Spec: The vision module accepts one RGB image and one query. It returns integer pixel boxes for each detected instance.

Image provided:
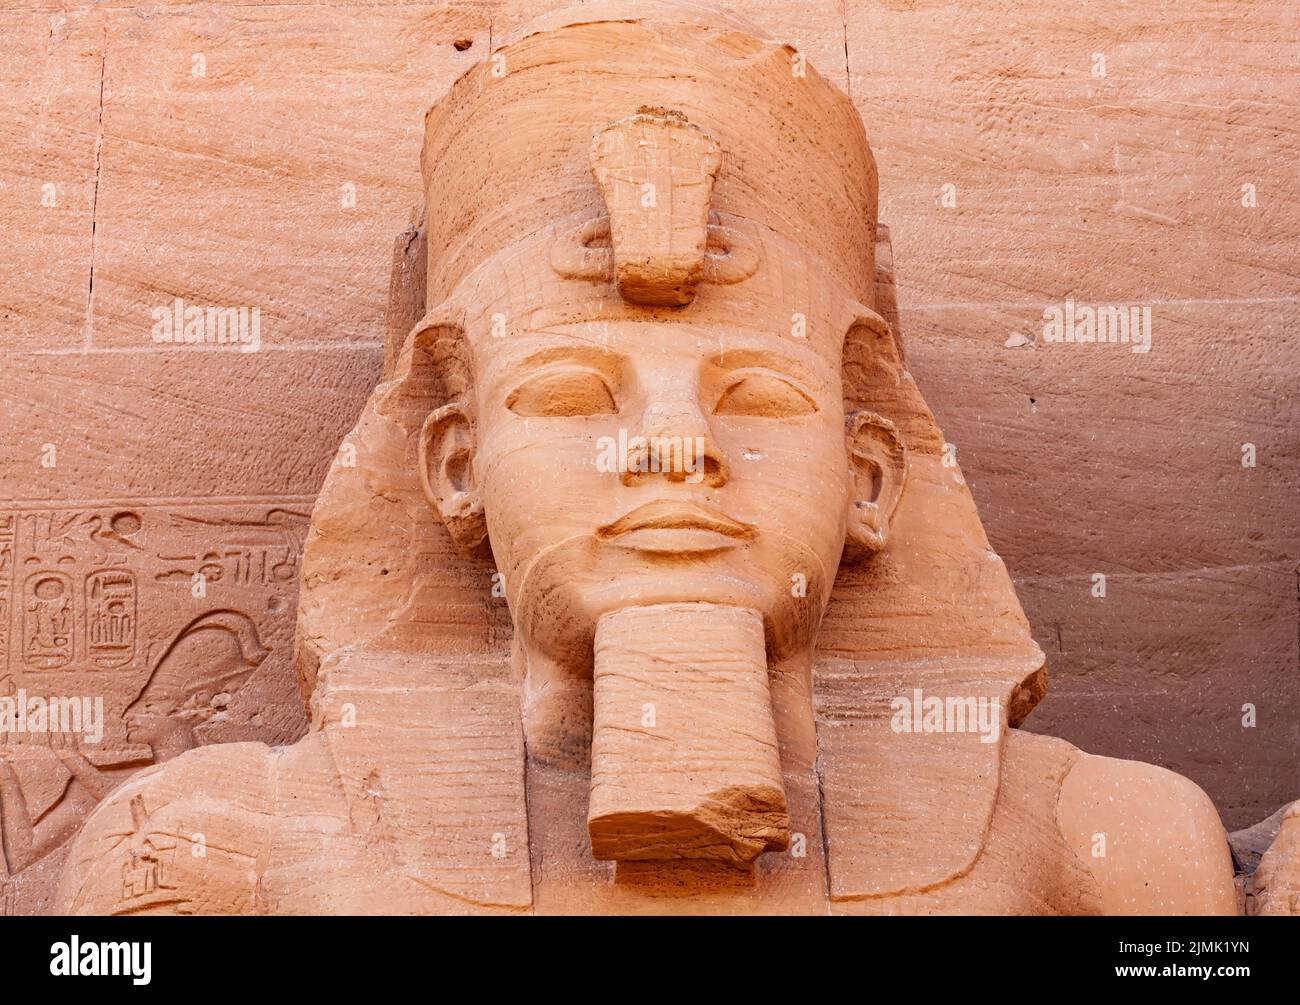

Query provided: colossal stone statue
[55,1,1237,915]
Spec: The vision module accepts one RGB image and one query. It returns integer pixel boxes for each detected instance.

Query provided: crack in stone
[83,28,107,353]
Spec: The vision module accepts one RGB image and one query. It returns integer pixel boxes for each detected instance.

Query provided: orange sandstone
[54,1,1239,916]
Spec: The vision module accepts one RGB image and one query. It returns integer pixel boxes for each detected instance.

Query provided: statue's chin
[508,534,829,670]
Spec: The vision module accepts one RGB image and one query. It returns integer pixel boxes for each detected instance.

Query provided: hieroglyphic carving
[120,795,179,906]
[20,511,81,557]
[85,570,137,670]
[22,570,73,669]
[0,515,15,670]
[15,511,141,673]
[0,498,311,913]
[156,508,309,586]
[85,513,145,558]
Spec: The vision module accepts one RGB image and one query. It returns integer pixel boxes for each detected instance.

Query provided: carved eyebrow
[508,345,626,379]
[704,348,821,387]
[491,345,627,407]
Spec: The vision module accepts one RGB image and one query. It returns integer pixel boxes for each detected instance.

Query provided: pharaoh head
[414,4,907,673]
[125,611,269,762]
[297,1,1044,873]
[392,2,923,862]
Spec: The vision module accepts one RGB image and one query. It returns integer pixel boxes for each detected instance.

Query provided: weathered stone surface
[45,1,1242,917]
[0,10,103,352]
[0,0,1292,914]
[0,349,381,501]
[89,3,487,350]
[842,1,1298,828]
[1246,800,1300,915]
[846,0,1300,307]
[1230,800,1294,876]
[898,300,1299,826]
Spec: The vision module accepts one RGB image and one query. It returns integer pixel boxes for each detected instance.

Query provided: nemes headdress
[419,0,878,309]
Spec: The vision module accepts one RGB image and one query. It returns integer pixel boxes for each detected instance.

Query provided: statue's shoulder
[56,742,278,916]
[1051,740,1238,915]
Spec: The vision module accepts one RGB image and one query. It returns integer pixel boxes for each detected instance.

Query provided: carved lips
[596,500,756,554]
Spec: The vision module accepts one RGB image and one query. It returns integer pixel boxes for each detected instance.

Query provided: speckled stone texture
[1,0,1295,915]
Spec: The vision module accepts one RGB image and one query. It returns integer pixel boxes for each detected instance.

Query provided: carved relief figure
[122,610,270,761]
[0,611,269,879]
[56,2,1237,915]
[0,497,304,913]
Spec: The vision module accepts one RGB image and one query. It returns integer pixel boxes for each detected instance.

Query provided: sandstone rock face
[1,0,1293,915]
[836,1,1300,830]
[42,1,1244,916]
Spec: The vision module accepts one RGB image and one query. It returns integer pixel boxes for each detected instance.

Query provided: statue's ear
[842,409,907,562]
[418,402,489,557]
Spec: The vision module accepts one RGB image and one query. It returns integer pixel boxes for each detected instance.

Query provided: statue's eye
[506,366,618,416]
[714,371,817,418]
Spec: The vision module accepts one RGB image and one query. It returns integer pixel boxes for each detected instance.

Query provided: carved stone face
[423,302,911,678]
[419,111,908,673]
[472,309,850,666]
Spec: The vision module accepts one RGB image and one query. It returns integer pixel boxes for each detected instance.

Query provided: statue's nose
[621,400,728,487]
